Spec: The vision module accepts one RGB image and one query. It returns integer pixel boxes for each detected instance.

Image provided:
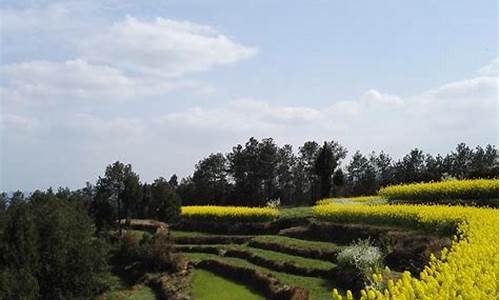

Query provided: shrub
[150,232,187,272]
[337,239,383,286]
[379,178,498,205]
[180,205,279,222]
[117,231,186,273]
[314,203,498,299]
[266,198,281,209]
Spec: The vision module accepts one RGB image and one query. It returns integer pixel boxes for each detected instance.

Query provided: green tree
[34,196,109,299]
[298,141,320,203]
[346,151,377,195]
[150,177,181,223]
[0,202,39,300]
[1,192,111,300]
[192,153,230,204]
[393,148,427,183]
[276,144,296,205]
[314,141,347,200]
[93,161,141,233]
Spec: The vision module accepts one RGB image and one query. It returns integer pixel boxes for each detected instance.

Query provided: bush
[378,179,498,206]
[336,239,383,289]
[150,232,187,272]
[117,231,186,273]
[180,205,279,222]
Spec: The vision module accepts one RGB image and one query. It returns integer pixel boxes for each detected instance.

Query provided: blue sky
[1,0,498,191]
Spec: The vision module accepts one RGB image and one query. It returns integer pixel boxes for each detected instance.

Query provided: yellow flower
[314,203,498,299]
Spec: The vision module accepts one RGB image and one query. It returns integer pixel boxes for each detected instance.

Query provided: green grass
[178,243,336,271]
[240,245,336,270]
[99,284,157,300]
[190,269,264,300]
[252,235,343,252]
[170,230,218,238]
[184,252,335,300]
[278,206,314,219]
[318,196,387,206]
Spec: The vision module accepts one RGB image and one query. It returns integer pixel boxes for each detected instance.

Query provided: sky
[1,0,498,192]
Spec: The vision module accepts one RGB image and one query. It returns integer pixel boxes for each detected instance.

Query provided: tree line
[177,138,498,206]
[2,139,497,214]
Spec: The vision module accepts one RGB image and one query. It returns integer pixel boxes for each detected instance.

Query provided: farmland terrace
[126,205,451,300]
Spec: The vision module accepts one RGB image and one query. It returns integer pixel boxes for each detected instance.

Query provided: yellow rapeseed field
[314,204,498,299]
[180,205,279,222]
[316,196,382,206]
[379,178,499,204]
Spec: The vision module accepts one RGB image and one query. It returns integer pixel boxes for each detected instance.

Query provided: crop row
[314,203,498,299]
[180,205,279,222]
[379,178,498,205]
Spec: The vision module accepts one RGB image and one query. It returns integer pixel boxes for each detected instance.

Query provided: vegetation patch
[194,259,309,300]
[181,206,279,222]
[249,235,341,262]
[315,204,498,299]
[176,243,335,277]
[122,219,169,234]
[190,269,264,300]
[145,269,192,300]
[98,284,157,300]
[316,196,385,206]
[184,253,334,300]
[171,231,253,244]
[379,178,499,206]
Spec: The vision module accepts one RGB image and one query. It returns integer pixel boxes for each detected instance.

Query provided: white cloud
[361,89,404,106]
[1,59,178,103]
[428,76,497,99]
[1,13,255,107]
[477,58,499,76]
[79,16,256,77]
[156,98,323,132]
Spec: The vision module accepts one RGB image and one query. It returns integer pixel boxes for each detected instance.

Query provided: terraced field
[169,214,345,299]
[170,222,356,299]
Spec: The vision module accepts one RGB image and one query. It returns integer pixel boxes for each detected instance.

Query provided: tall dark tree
[177,177,197,205]
[469,145,499,178]
[0,192,7,212]
[9,190,25,206]
[168,174,179,188]
[93,161,141,233]
[298,141,320,203]
[447,143,474,179]
[228,138,264,206]
[332,168,345,196]
[258,138,279,201]
[313,141,347,200]
[314,142,336,199]
[346,151,378,195]
[393,148,427,183]
[370,151,394,187]
[276,145,296,205]
[0,202,39,300]
[192,153,230,205]
[150,177,181,222]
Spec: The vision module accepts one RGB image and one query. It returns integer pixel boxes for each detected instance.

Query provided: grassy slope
[99,283,157,300]
[190,269,264,300]
[252,235,343,252]
[185,252,335,300]
[238,245,336,270]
